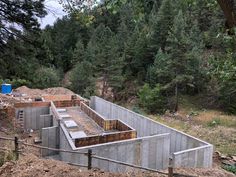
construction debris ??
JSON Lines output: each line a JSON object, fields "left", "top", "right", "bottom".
{"left": 0, "top": 86, "right": 75, "bottom": 108}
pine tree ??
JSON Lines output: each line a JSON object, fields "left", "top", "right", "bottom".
{"left": 86, "top": 24, "right": 124, "bottom": 98}
{"left": 70, "top": 61, "right": 95, "bottom": 97}
{"left": 146, "top": 50, "right": 172, "bottom": 87}
{"left": 166, "top": 10, "right": 192, "bottom": 111}
{"left": 148, "top": 0, "right": 175, "bottom": 54}
{"left": 72, "top": 38, "right": 85, "bottom": 64}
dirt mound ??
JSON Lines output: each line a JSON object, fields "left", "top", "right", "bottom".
{"left": 0, "top": 94, "right": 22, "bottom": 108}
{"left": 174, "top": 167, "right": 235, "bottom": 177}
{"left": 0, "top": 154, "right": 150, "bottom": 177}
{"left": 43, "top": 87, "right": 74, "bottom": 95}
{"left": 14, "top": 86, "right": 43, "bottom": 97}
{"left": 14, "top": 86, "right": 74, "bottom": 98}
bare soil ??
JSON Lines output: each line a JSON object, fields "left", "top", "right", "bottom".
{"left": 0, "top": 115, "right": 234, "bottom": 177}
{"left": 0, "top": 94, "right": 22, "bottom": 108}
{"left": 14, "top": 86, "right": 74, "bottom": 98}
{"left": 0, "top": 153, "right": 235, "bottom": 177}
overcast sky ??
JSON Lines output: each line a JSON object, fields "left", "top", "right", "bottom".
{"left": 40, "top": 0, "right": 66, "bottom": 28}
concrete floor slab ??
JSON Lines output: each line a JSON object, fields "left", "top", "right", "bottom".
{"left": 64, "top": 120, "right": 78, "bottom": 128}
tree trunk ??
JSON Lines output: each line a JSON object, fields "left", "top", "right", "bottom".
{"left": 217, "top": 0, "right": 236, "bottom": 31}
{"left": 101, "top": 73, "right": 108, "bottom": 98}
{"left": 174, "top": 83, "right": 178, "bottom": 112}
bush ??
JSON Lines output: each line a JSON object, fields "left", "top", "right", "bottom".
{"left": 222, "top": 164, "right": 236, "bottom": 174}
{"left": 32, "top": 67, "right": 60, "bottom": 89}
{"left": 207, "top": 117, "right": 221, "bottom": 127}
{"left": 138, "top": 84, "right": 167, "bottom": 114}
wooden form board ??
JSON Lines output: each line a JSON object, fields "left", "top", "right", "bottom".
{"left": 80, "top": 102, "right": 133, "bottom": 131}
{"left": 75, "top": 130, "right": 137, "bottom": 148}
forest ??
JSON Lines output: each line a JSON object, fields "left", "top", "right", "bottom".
{"left": 1, "top": 0, "right": 236, "bottom": 114}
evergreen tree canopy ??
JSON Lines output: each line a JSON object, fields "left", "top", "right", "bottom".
{"left": 0, "top": 0, "right": 46, "bottom": 49}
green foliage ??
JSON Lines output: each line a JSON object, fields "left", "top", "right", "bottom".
{"left": 222, "top": 164, "right": 236, "bottom": 174}
{"left": 138, "top": 84, "right": 167, "bottom": 114}
{"left": 32, "top": 67, "right": 60, "bottom": 89}
{"left": 70, "top": 61, "right": 95, "bottom": 97}
{"left": 2, "top": 0, "right": 236, "bottom": 115}
{"left": 148, "top": 0, "right": 175, "bottom": 52}
{"left": 147, "top": 50, "right": 172, "bottom": 87}
{"left": 207, "top": 118, "right": 221, "bottom": 127}
{"left": 131, "top": 106, "right": 143, "bottom": 114}
{"left": 208, "top": 51, "right": 236, "bottom": 113}
{"left": 0, "top": 0, "right": 46, "bottom": 49}
{"left": 87, "top": 24, "right": 124, "bottom": 97}
{"left": 206, "top": 116, "right": 236, "bottom": 128}
{"left": 0, "top": 150, "right": 16, "bottom": 167}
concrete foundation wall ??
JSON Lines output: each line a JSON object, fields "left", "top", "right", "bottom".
{"left": 82, "top": 133, "right": 170, "bottom": 172}
{"left": 59, "top": 123, "right": 88, "bottom": 166}
{"left": 39, "top": 114, "right": 52, "bottom": 129}
{"left": 41, "top": 126, "right": 59, "bottom": 156}
{"left": 15, "top": 106, "right": 49, "bottom": 130}
{"left": 172, "top": 145, "right": 213, "bottom": 168}
{"left": 59, "top": 123, "right": 170, "bottom": 172}
{"left": 90, "top": 96, "right": 213, "bottom": 168}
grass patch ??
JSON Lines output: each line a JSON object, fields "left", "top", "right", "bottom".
{"left": 206, "top": 117, "right": 236, "bottom": 128}
{"left": 0, "top": 150, "right": 16, "bottom": 166}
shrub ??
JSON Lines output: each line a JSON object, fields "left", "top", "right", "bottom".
{"left": 222, "top": 164, "right": 236, "bottom": 174}
{"left": 207, "top": 117, "right": 221, "bottom": 127}
{"left": 32, "top": 67, "right": 60, "bottom": 89}
{"left": 138, "top": 84, "right": 167, "bottom": 114}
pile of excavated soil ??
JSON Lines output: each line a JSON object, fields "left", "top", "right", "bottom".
{"left": 14, "top": 86, "right": 74, "bottom": 98}
{"left": 0, "top": 94, "right": 22, "bottom": 108}
{"left": 43, "top": 87, "right": 74, "bottom": 95}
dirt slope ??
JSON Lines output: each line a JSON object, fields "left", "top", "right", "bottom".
{"left": 0, "top": 153, "right": 234, "bottom": 177}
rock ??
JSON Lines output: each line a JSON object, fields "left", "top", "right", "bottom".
{"left": 222, "top": 160, "right": 235, "bottom": 166}
{"left": 44, "top": 168, "right": 49, "bottom": 172}
{"left": 232, "top": 155, "right": 236, "bottom": 161}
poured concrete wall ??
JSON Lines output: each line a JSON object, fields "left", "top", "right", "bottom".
{"left": 15, "top": 106, "right": 49, "bottom": 130}
{"left": 39, "top": 114, "right": 52, "bottom": 129}
{"left": 41, "top": 97, "right": 213, "bottom": 171}
{"left": 90, "top": 96, "right": 213, "bottom": 168}
{"left": 59, "top": 124, "right": 88, "bottom": 165}
{"left": 41, "top": 126, "right": 59, "bottom": 156}
{"left": 172, "top": 145, "right": 213, "bottom": 168}
{"left": 58, "top": 123, "right": 170, "bottom": 172}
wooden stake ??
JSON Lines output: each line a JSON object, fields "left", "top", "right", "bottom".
{"left": 14, "top": 136, "right": 19, "bottom": 160}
